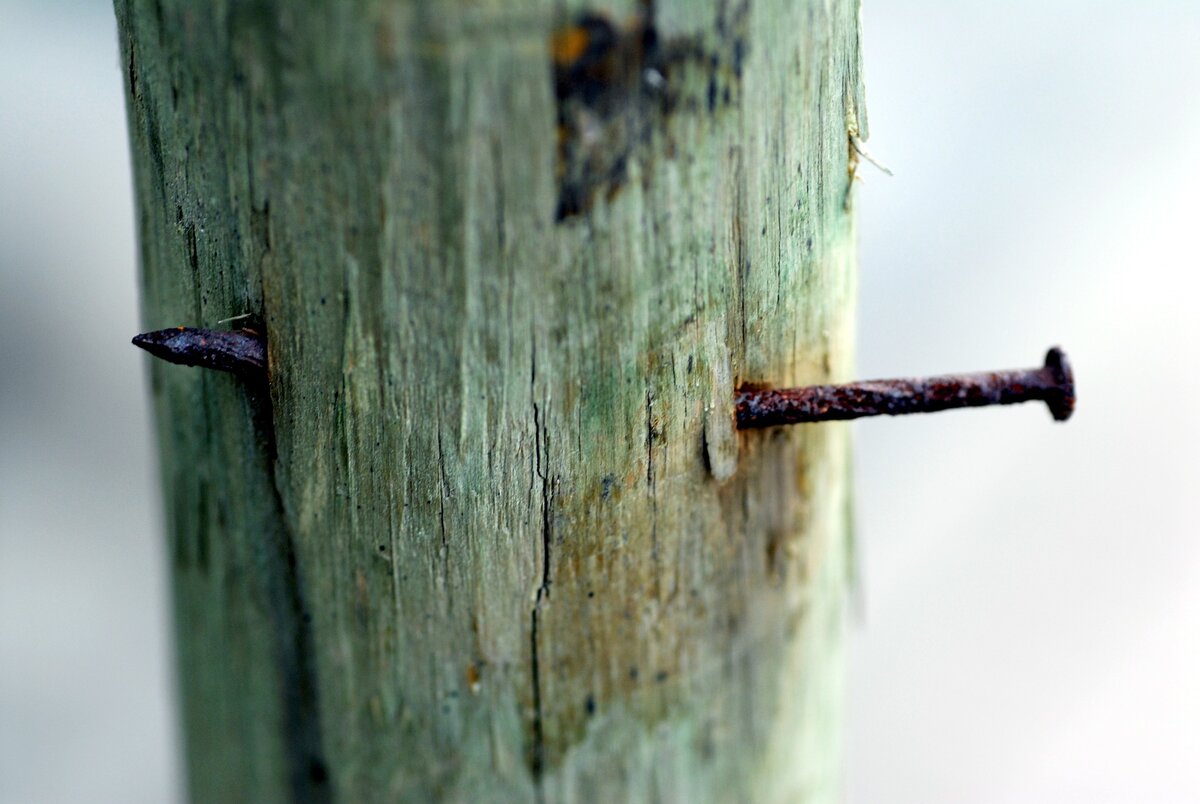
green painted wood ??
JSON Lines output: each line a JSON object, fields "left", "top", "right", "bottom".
{"left": 117, "top": 1, "right": 865, "bottom": 801}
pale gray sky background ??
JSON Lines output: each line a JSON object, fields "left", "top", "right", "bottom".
{"left": 1, "top": 2, "right": 1197, "bottom": 802}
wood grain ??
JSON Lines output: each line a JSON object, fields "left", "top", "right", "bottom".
{"left": 117, "top": 0, "right": 864, "bottom": 799}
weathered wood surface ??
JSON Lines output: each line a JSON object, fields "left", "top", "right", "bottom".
{"left": 117, "top": 0, "right": 864, "bottom": 800}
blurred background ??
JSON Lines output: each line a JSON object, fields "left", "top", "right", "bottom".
{"left": 1, "top": 1, "right": 1197, "bottom": 801}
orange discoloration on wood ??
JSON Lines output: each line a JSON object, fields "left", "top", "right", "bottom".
{"left": 551, "top": 25, "right": 590, "bottom": 67}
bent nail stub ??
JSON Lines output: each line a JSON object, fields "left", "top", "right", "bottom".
{"left": 736, "top": 347, "right": 1076, "bottom": 429}
{"left": 132, "top": 326, "right": 266, "bottom": 377}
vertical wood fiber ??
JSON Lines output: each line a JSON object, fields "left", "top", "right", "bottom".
{"left": 117, "top": 0, "right": 865, "bottom": 800}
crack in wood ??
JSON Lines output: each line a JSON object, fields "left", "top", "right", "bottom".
{"left": 529, "top": 399, "right": 553, "bottom": 794}
{"left": 253, "top": 383, "right": 333, "bottom": 804}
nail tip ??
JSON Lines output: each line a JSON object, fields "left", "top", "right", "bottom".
{"left": 131, "top": 328, "right": 177, "bottom": 358}
{"left": 130, "top": 325, "right": 268, "bottom": 378}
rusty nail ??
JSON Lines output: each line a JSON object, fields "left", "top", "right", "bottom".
{"left": 132, "top": 326, "right": 266, "bottom": 378}
{"left": 736, "top": 347, "right": 1075, "bottom": 429}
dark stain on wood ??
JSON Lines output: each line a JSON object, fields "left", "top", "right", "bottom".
{"left": 551, "top": 0, "right": 750, "bottom": 221}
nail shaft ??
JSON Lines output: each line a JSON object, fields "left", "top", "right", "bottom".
{"left": 132, "top": 326, "right": 266, "bottom": 378}
{"left": 736, "top": 347, "right": 1075, "bottom": 429}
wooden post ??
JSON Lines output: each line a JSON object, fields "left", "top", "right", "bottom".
{"left": 116, "top": 1, "right": 865, "bottom": 800}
